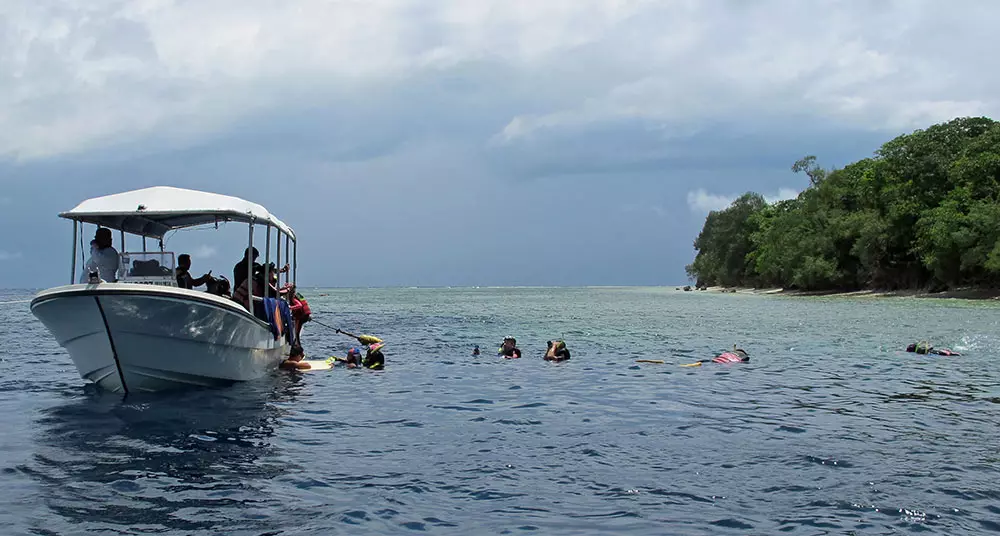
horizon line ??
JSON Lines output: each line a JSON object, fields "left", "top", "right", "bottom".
{"left": 2, "top": 284, "right": 694, "bottom": 292}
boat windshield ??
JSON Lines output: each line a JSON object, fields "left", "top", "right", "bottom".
{"left": 120, "top": 251, "right": 176, "bottom": 287}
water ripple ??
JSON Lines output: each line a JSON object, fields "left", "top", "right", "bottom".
{"left": 1, "top": 288, "right": 998, "bottom": 534}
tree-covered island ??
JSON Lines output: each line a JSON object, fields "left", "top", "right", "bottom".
{"left": 687, "top": 117, "right": 1000, "bottom": 293}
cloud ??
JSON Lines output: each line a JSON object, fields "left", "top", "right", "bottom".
{"left": 0, "top": 0, "right": 647, "bottom": 161}
{"left": 765, "top": 188, "right": 800, "bottom": 204}
{"left": 494, "top": 3, "right": 999, "bottom": 145}
{"left": 0, "top": 251, "right": 23, "bottom": 261}
{"left": 2, "top": 1, "right": 999, "bottom": 164}
{"left": 686, "top": 189, "right": 735, "bottom": 214}
{"left": 686, "top": 187, "right": 800, "bottom": 214}
{"left": 193, "top": 245, "right": 217, "bottom": 259}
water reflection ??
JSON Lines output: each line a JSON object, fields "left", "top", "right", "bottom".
{"left": 26, "top": 374, "right": 306, "bottom": 534}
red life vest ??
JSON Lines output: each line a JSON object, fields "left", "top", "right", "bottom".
{"left": 712, "top": 352, "right": 744, "bottom": 364}
{"left": 290, "top": 295, "right": 311, "bottom": 322}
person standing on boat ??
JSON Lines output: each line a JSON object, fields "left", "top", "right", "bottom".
{"left": 232, "top": 248, "right": 288, "bottom": 293}
{"left": 232, "top": 247, "right": 261, "bottom": 290}
{"left": 83, "top": 228, "right": 121, "bottom": 282}
{"left": 175, "top": 254, "right": 213, "bottom": 290}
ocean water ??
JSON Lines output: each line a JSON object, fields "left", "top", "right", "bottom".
{"left": 1, "top": 287, "right": 999, "bottom": 535}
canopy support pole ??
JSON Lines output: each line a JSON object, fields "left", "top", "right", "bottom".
{"left": 292, "top": 239, "right": 297, "bottom": 287}
{"left": 247, "top": 221, "right": 255, "bottom": 310}
{"left": 276, "top": 230, "right": 282, "bottom": 290}
{"left": 285, "top": 235, "right": 290, "bottom": 288}
{"left": 264, "top": 225, "right": 271, "bottom": 299}
{"left": 70, "top": 220, "right": 78, "bottom": 284}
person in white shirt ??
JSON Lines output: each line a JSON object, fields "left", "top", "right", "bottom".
{"left": 83, "top": 228, "right": 121, "bottom": 282}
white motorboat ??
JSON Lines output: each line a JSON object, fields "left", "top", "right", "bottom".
{"left": 31, "top": 186, "right": 299, "bottom": 393}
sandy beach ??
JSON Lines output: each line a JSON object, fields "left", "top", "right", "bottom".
{"left": 680, "top": 286, "right": 1000, "bottom": 300}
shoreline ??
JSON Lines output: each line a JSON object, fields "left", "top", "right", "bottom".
{"left": 692, "top": 286, "right": 1000, "bottom": 300}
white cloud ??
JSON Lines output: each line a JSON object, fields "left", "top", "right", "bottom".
{"left": 765, "top": 188, "right": 799, "bottom": 204}
{"left": 686, "top": 187, "right": 800, "bottom": 214}
{"left": 686, "top": 189, "right": 734, "bottom": 214}
{"left": 0, "top": 251, "right": 23, "bottom": 261}
{"left": 494, "top": 3, "right": 1000, "bottom": 141}
{"left": 192, "top": 245, "right": 217, "bottom": 259}
{"left": 2, "top": 1, "right": 999, "bottom": 160}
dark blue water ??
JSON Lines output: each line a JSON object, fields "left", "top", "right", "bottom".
{"left": 2, "top": 287, "right": 999, "bottom": 535}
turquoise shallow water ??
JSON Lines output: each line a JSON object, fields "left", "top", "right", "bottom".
{"left": 1, "top": 287, "right": 999, "bottom": 535}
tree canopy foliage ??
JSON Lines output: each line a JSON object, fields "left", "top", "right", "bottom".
{"left": 686, "top": 117, "right": 1000, "bottom": 291}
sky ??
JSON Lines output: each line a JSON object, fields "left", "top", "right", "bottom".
{"left": 2, "top": 0, "right": 998, "bottom": 288}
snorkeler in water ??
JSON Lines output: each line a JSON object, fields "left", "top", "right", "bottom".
{"left": 906, "top": 342, "right": 960, "bottom": 356}
{"left": 544, "top": 340, "right": 571, "bottom": 361}
{"left": 498, "top": 336, "right": 522, "bottom": 359}
{"left": 669, "top": 345, "right": 750, "bottom": 367}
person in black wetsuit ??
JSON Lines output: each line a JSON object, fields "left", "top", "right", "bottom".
{"left": 906, "top": 342, "right": 960, "bottom": 356}
{"left": 544, "top": 340, "right": 571, "bottom": 361}
{"left": 233, "top": 247, "right": 261, "bottom": 291}
{"left": 175, "top": 254, "right": 213, "bottom": 290}
{"left": 363, "top": 342, "right": 386, "bottom": 370}
{"left": 498, "top": 336, "right": 522, "bottom": 359}
{"left": 233, "top": 248, "right": 289, "bottom": 291}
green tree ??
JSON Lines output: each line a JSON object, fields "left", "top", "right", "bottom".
{"left": 688, "top": 116, "right": 1000, "bottom": 292}
{"left": 687, "top": 193, "right": 767, "bottom": 287}
{"left": 791, "top": 155, "right": 827, "bottom": 186}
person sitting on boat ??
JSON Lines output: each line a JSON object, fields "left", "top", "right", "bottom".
{"left": 498, "top": 336, "right": 522, "bottom": 359}
{"left": 544, "top": 340, "right": 571, "bottom": 361}
{"left": 83, "top": 227, "right": 121, "bottom": 282}
{"left": 175, "top": 254, "right": 214, "bottom": 290}
{"left": 231, "top": 272, "right": 256, "bottom": 312}
{"left": 906, "top": 342, "right": 960, "bottom": 356}
{"left": 262, "top": 262, "right": 295, "bottom": 298}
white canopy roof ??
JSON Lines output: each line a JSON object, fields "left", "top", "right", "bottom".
{"left": 59, "top": 186, "right": 295, "bottom": 240}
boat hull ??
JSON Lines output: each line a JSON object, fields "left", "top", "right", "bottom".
{"left": 31, "top": 284, "right": 289, "bottom": 393}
